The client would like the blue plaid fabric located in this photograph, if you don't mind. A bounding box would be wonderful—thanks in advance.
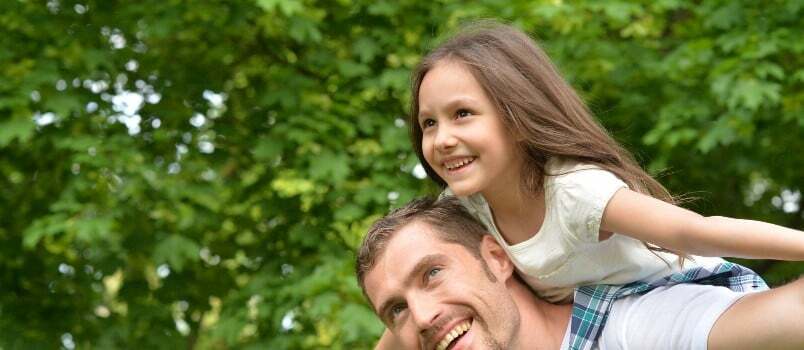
[564,262,768,350]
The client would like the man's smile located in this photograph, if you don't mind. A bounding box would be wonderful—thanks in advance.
[433,318,473,350]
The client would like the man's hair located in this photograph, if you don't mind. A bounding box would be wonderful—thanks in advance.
[355,196,489,296]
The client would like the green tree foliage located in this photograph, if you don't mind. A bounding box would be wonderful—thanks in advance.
[0,0,801,348]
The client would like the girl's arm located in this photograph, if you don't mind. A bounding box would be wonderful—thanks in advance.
[601,188,804,260]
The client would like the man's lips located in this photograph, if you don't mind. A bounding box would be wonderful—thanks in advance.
[433,318,472,350]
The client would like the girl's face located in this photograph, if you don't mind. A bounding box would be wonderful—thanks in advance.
[417,60,522,197]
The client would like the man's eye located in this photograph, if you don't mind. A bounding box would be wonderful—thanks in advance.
[456,109,472,118]
[390,303,407,318]
[427,267,442,279]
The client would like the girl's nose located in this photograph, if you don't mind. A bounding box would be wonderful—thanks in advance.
[434,125,458,151]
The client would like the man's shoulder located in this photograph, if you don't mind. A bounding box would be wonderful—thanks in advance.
[563,262,768,350]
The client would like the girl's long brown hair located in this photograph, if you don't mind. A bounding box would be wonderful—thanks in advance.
[410,21,683,260]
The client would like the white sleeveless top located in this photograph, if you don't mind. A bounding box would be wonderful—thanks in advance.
[445,159,706,302]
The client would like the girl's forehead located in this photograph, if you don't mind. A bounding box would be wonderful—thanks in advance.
[419,62,482,101]
[428,59,471,78]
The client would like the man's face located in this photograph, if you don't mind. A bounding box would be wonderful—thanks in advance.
[364,221,520,350]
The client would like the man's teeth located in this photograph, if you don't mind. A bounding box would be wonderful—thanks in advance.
[445,158,474,170]
[435,320,471,350]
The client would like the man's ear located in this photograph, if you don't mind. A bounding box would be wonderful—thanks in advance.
[479,235,514,281]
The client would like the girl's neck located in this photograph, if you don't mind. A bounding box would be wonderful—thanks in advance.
[482,182,533,217]
[482,180,546,246]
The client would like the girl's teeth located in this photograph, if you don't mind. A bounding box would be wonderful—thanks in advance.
[446,158,473,170]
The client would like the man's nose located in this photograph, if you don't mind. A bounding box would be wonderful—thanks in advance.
[408,294,442,333]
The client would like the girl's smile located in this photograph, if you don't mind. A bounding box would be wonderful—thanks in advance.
[442,156,477,177]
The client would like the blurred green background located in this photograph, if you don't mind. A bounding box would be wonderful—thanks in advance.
[1,0,802,348]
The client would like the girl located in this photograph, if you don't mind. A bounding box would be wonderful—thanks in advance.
[410,22,804,303]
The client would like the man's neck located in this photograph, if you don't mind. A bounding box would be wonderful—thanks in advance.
[508,280,572,349]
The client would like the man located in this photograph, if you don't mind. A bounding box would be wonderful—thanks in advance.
[356,197,804,349]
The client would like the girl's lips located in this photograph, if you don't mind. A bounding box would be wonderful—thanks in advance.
[443,157,476,175]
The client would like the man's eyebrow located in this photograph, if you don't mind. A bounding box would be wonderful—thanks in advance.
[376,253,448,322]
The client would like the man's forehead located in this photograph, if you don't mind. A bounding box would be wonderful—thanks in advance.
[387,221,440,252]
[364,221,446,305]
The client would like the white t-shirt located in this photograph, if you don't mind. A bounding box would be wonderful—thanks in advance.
[559,282,749,349]
[447,158,715,302]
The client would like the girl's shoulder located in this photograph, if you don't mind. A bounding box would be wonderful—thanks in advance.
[544,158,628,207]
[546,158,599,173]
[545,158,618,187]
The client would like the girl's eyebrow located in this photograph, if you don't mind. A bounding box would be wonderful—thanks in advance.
[418,96,477,120]
[417,108,432,121]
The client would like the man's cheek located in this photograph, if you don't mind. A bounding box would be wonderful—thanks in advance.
[395,324,422,349]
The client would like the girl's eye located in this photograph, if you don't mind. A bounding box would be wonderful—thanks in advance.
[421,119,436,129]
[456,109,472,118]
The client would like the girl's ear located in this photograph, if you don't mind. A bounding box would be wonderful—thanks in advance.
[479,235,514,280]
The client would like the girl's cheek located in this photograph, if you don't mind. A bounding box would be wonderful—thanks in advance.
[422,140,435,161]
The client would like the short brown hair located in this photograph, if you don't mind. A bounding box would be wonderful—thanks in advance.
[355,196,488,297]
